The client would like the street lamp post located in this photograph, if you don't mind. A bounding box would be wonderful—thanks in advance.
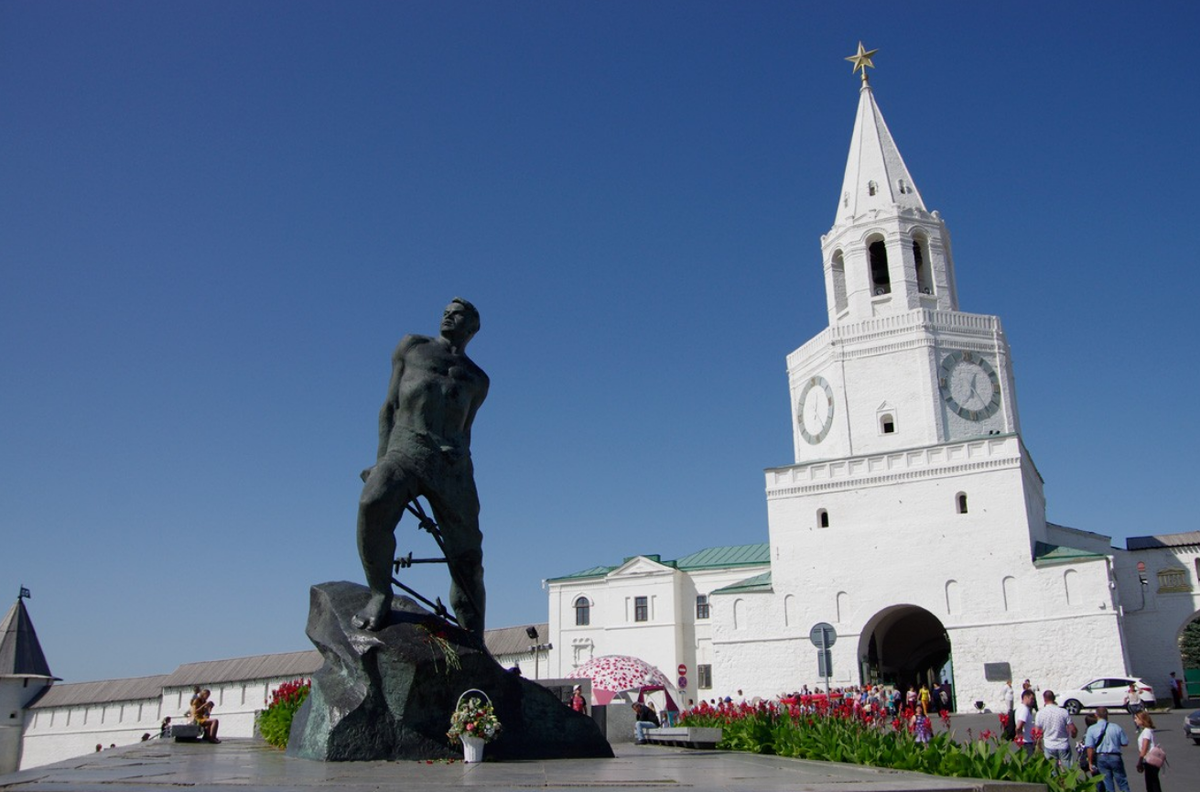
[525,626,552,680]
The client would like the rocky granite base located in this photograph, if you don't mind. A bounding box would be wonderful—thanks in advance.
[286,581,613,762]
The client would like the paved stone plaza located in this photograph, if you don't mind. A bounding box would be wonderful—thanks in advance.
[0,738,1040,792]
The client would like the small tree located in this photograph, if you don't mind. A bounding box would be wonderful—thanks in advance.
[1181,619,1200,669]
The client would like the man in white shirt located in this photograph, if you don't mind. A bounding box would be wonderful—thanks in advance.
[1014,689,1036,755]
[1000,680,1015,739]
[1035,690,1074,766]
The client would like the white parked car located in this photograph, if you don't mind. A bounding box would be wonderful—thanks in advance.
[1058,677,1156,715]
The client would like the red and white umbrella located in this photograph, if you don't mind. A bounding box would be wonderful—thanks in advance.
[567,655,673,705]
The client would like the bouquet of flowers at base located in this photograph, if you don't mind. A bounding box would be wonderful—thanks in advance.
[447,694,502,745]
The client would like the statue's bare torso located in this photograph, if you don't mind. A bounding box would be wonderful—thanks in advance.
[385,334,488,461]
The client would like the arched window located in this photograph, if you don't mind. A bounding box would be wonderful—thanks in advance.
[868,180,878,196]
[818,508,830,528]
[913,235,934,295]
[574,596,591,626]
[897,178,912,195]
[880,413,896,434]
[956,493,968,514]
[830,250,848,314]
[869,238,891,294]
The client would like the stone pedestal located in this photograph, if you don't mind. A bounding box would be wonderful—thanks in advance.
[286,581,612,761]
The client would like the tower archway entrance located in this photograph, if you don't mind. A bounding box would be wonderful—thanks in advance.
[858,605,953,708]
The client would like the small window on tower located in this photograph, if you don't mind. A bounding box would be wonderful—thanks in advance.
[898,179,912,194]
[817,508,830,529]
[869,239,891,294]
[913,236,934,295]
[880,413,895,434]
[831,250,848,315]
[868,180,878,196]
[842,192,849,207]
[956,493,968,514]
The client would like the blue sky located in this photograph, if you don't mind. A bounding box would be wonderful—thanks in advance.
[3,2,1197,683]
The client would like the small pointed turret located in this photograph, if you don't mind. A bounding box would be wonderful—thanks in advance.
[0,595,53,680]
[0,593,56,774]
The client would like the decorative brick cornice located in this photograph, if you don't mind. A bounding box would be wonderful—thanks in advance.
[787,310,1005,372]
[766,435,1023,499]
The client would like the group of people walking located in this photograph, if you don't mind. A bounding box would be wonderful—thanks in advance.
[1001,678,1168,792]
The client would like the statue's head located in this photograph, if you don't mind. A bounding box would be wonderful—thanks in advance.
[442,297,481,344]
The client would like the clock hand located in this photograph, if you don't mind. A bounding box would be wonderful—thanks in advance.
[966,373,984,405]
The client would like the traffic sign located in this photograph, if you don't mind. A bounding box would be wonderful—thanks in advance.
[809,622,837,648]
[678,664,687,675]
[678,675,688,689]
[817,649,833,678]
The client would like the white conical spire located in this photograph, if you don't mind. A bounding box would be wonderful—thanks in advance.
[833,82,926,227]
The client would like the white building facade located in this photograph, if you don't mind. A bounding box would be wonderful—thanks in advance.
[547,546,770,700]
[544,68,1200,711]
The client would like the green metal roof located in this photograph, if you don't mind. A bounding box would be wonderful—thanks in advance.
[547,564,619,581]
[1033,541,1107,566]
[675,543,770,570]
[712,571,773,594]
[547,542,770,582]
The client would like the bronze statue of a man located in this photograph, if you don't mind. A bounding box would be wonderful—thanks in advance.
[353,298,490,637]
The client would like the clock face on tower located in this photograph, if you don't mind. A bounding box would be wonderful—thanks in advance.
[939,350,1002,421]
[797,376,835,444]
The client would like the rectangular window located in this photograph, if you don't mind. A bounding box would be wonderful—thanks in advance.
[695,594,710,620]
[698,664,713,690]
[634,596,648,622]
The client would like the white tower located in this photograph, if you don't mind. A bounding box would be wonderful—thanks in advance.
[713,46,1127,708]
[790,47,1020,468]
[0,592,55,775]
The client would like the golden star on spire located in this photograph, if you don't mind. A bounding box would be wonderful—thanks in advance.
[845,41,879,84]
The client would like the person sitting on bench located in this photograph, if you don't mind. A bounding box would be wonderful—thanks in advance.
[633,701,659,744]
[190,689,221,743]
